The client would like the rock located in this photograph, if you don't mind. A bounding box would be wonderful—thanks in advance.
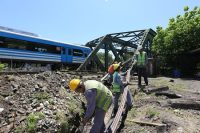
[61,79,65,83]
[40,103,44,108]
[5,96,14,104]
[0,108,4,113]
[44,101,49,107]
[0,91,10,97]
[41,86,47,92]
[17,109,26,114]
[18,116,26,123]
[22,100,27,104]
[36,106,43,111]
[8,117,14,122]
[44,110,53,115]
[35,84,40,90]
[11,82,19,89]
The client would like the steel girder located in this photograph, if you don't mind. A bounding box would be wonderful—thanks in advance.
[77,29,156,71]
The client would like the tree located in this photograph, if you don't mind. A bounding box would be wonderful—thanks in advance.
[152,6,200,75]
[97,52,114,65]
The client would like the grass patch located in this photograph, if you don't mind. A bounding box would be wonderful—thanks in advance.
[150,77,186,91]
[26,112,45,133]
[128,108,137,118]
[59,121,71,133]
[33,92,49,102]
[55,111,75,133]
[146,108,160,118]
[48,98,55,105]
[134,91,146,101]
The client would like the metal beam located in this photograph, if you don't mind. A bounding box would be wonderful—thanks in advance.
[77,36,107,71]
[105,43,109,71]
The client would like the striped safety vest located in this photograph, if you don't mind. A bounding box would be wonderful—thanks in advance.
[84,80,113,111]
[112,72,121,93]
[137,51,146,67]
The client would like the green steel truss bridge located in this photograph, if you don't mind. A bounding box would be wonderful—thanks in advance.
[77,28,156,71]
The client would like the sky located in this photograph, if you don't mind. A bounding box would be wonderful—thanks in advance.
[0,0,199,45]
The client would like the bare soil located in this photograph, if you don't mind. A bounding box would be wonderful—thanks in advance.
[122,77,200,133]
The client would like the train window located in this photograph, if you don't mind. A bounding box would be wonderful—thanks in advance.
[85,53,88,57]
[0,37,61,54]
[68,49,72,55]
[73,49,83,57]
[61,47,65,54]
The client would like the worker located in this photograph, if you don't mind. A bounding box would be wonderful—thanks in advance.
[107,61,120,84]
[134,45,148,88]
[112,63,133,116]
[68,79,113,133]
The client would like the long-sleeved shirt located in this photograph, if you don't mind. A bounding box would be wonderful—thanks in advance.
[113,71,124,92]
[84,89,96,119]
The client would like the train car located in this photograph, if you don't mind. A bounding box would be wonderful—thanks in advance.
[0,27,91,70]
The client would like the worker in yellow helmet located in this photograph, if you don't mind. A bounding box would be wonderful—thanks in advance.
[69,79,113,133]
[107,61,121,84]
[112,63,133,117]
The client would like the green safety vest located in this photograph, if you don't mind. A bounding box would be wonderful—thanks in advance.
[84,80,113,111]
[112,72,121,93]
[137,52,146,67]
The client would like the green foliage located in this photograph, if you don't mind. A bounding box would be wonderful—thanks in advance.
[184,6,189,11]
[34,92,49,101]
[55,111,67,121]
[97,52,113,65]
[128,108,137,118]
[59,121,70,133]
[146,108,159,118]
[0,63,5,71]
[55,111,76,133]
[152,6,200,75]
[26,112,44,133]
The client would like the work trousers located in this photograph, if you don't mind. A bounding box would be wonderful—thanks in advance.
[137,67,148,86]
[90,108,106,133]
[113,90,133,113]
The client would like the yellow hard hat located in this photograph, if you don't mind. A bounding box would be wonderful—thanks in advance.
[69,79,81,91]
[113,63,120,71]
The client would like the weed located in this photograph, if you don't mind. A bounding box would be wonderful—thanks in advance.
[150,77,186,90]
[146,108,159,118]
[128,108,137,118]
[55,111,75,133]
[55,111,67,121]
[59,121,71,133]
[48,98,55,105]
[26,112,44,133]
[34,92,49,101]
[0,63,5,71]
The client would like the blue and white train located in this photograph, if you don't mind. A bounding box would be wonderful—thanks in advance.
[0,27,91,68]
